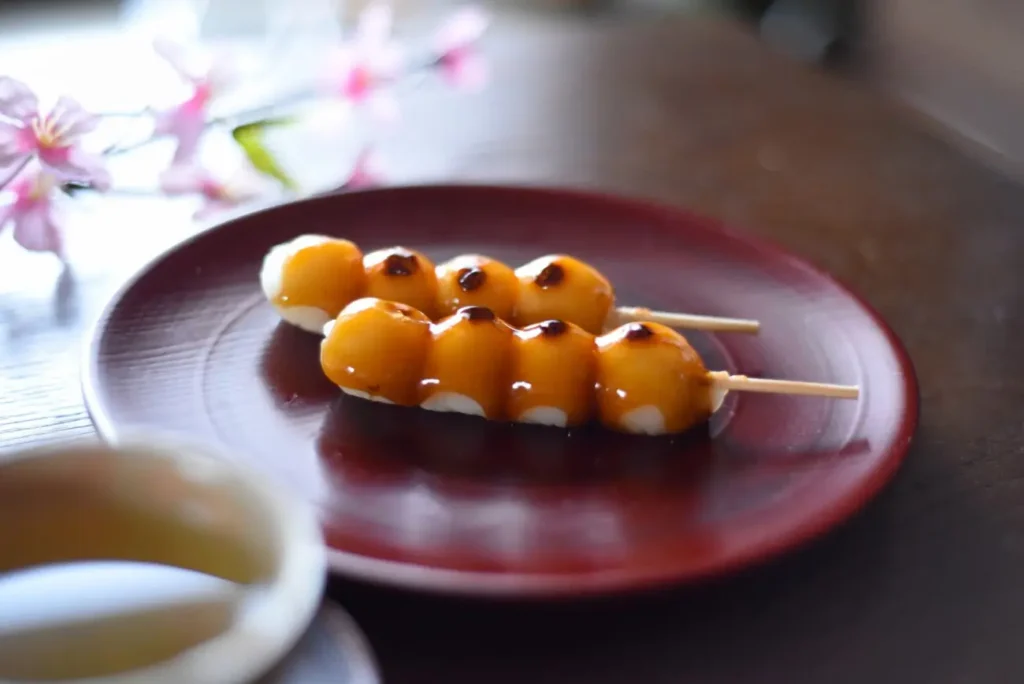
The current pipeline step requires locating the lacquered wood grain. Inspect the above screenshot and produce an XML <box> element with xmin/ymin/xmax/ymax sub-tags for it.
<box><xmin>84</xmin><ymin>184</ymin><xmax>916</xmax><ymax>597</ymax></box>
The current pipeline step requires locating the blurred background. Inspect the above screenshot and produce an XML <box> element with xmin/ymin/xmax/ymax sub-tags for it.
<box><xmin>3</xmin><ymin>0</ymin><xmax>1020</xmax><ymax>322</ymax></box>
<box><xmin>1</xmin><ymin>0</ymin><xmax>1019</xmax><ymax>182</ymax></box>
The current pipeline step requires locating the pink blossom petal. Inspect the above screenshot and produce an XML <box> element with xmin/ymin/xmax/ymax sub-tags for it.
<box><xmin>0</xmin><ymin>77</ymin><xmax>39</xmax><ymax>123</ymax></box>
<box><xmin>193</xmin><ymin>199</ymin><xmax>232</xmax><ymax>221</ymax></box>
<box><xmin>355</xmin><ymin>3</ymin><xmax>393</xmax><ymax>50</ymax></box>
<box><xmin>443</xmin><ymin>52</ymin><xmax>488</xmax><ymax>90</ymax></box>
<box><xmin>371</xmin><ymin>44</ymin><xmax>405</xmax><ymax>81</ymax></box>
<box><xmin>49</xmin><ymin>96</ymin><xmax>100</xmax><ymax>140</ymax></box>
<box><xmin>39</xmin><ymin>146</ymin><xmax>110</xmax><ymax>190</ymax></box>
<box><xmin>0</xmin><ymin>195</ymin><xmax>16</xmax><ymax>230</ymax></box>
<box><xmin>367</xmin><ymin>92</ymin><xmax>400</xmax><ymax>124</ymax></box>
<box><xmin>7</xmin><ymin>173</ymin><xmax>35</xmax><ymax>199</ymax></box>
<box><xmin>343</xmin><ymin>150</ymin><xmax>383</xmax><ymax>190</ymax></box>
<box><xmin>67</xmin><ymin>149</ymin><xmax>111</xmax><ymax>191</ymax></box>
<box><xmin>153</xmin><ymin>37</ymin><xmax>202</xmax><ymax>83</ymax></box>
<box><xmin>321</xmin><ymin>51</ymin><xmax>354</xmax><ymax>99</ymax></box>
<box><xmin>0</xmin><ymin>122</ymin><xmax>28</xmax><ymax>167</ymax></box>
<box><xmin>151</xmin><ymin>106</ymin><xmax>177</xmax><ymax>136</ymax></box>
<box><xmin>332</xmin><ymin>49</ymin><xmax>355</xmax><ymax>73</ymax></box>
<box><xmin>152</xmin><ymin>103</ymin><xmax>206</xmax><ymax>165</ymax></box>
<box><xmin>171</xmin><ymin>112</ymin><xmax>206</xmax><ymax>166</ymax></box>
<box><xmin>435</xmin><ymin>7</ymin><xmax>488</xmax><ymax>52</ymax></box>
<box><xmin>205</xmin><ymin>59</ymin><xmax>239</xmax><ymax>95</ymax></box>
<box><xmin>159</xmin><ymin>164</ymin><xmax>207</xmax><ymax>195</ymax></box>
<box><xmin>12</xmin><ymin>202</ymin><xmax>62</xmax><ymax>256</ymax></box>
<box><xmin>340</xmin><ymin>65</ymin><xmax>374</xmax><ymax>102</ymax></box>
<box><xmin>198</xmin><ymin>177</ymin><xmax>227</xmax><ymax>202</ymax></box>
<box><xmin>172</xmin><ymin>134</ymin><xmax>204</xmax><ymax>166</ymax></box>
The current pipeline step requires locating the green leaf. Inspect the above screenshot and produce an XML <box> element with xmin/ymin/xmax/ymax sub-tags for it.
<box><xmin>231</xmin><ymin>118</ymin><xmax>299</xmax><ymax>191</ymax></box>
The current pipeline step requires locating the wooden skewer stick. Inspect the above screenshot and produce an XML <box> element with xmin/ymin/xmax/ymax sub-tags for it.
<box><xmin>614</xmin><ymin>306</ymin><xmax>760</xmax><ymax>334</ymax></box>
<box><xmin>707</xmin><ymin>371</ymin><xmax>860</xmax><ymax>399</ymax></box>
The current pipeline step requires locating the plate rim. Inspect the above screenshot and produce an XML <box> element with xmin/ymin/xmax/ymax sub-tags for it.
<box><xmin>81</xmin><ymin>182</ymin><xmax>921</xmax><ymax>599</ymax></box>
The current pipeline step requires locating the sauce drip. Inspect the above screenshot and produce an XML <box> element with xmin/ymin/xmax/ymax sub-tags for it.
<box><xmin>457</xmin><ymin>267</ymin><xmax>487</xmax><ymax>291</ymax></box>
<box><xmin>383</xmin><ymin>252</ymin><xmax>419</xmax><ymax>276</ymax></box>
<box><xmin>534</xmin><ymin>262</ymin><xmax>565</xmax><ymax>288</ymax></box>
<box><xmin>321</xmin><ymin>300</ymin><xmax>714</xmax><ymax>434</ymax></box>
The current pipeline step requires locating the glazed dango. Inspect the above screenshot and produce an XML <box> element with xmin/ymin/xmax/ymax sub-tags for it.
<box><xmin>512</xmin><ymin>255</ymin><xmax>615</xmax><ymax>335</ymax></box>
<box><xmin>434</xmin><ymin>254</ymin><xmax>519</xmax><ymax>322</ymax></box>
<box><xmin>259</xmin><ymin>235</ymin><xmax>365</xmax><ymax>332</ymax></box>
<box><xmin>320</xmin><ymin>298</ymin><xmax>431</xmax><ymax>406</ymax></box>
<box><xmin>318</xmin><ymin>298</ymin><xmax>859</xmax><ymax>437</ymax></box>
<box><xmin>594</xmin><ymin>322</ymin><xmax>714</xmax><ymax>435</ymax></box>
<box><xmin>260</xmin><ymin>235</ymin><xmax>760</xmax><ymax>335</ymax></box>
<box><xmin>507</xmin><ymin>319</ymin><xmax>596</xmax><ymax>428</ymax></box>
<box><xmin>362</xmin><ymin>247</ymin><xmax>440</xmax><ymax>320</ymax></box>
<box><xmin>420</xmin><ymin>306</ymin><xmax>515</xmax><ymax>419</ymax></box>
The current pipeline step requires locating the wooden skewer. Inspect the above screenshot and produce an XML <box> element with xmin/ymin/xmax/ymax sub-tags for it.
<box><xmin>615</xmin><ymin>306</ymin><xmax>761</xmax><ymax>334</ymax></box>
<box><xmin>707</xmin><ymin>371</ymin><xmax>860</xmax><ymax>399</ymax></box>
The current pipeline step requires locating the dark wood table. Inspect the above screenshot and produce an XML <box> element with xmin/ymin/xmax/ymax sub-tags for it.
<box><xmin>3</xmin><ymin>13</ymin><xmax>1023</xmax><ymax>684</ymax></box>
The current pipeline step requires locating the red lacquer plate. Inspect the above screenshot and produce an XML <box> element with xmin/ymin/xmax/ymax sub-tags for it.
<box><xmin>83</xmin><ymin>185</ymin><xmax>918</xmax><ymax>599</ymax></box>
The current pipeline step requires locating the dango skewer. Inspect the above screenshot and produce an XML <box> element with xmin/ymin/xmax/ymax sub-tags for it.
<box><xmin>259</xmin><ymin>235</ymin><xmax>760</xmax><ymax>337</ymax></box>
<box><xmin>318</xmin><ymin>297</ymin><xmax>858</xmax><ymax>437</ymax></box>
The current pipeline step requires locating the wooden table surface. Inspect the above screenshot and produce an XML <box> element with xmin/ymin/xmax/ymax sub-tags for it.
<box><xmin>3</xmin><ymin>13</ymin><xmax>1024</xmax><ymax>684</ymax></box>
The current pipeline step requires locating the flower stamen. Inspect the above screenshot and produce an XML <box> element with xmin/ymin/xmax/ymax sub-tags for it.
<box><xmin>29</xmin><ymin>115</ymin><xmax>67</xmax><ymax>149</ymax></box>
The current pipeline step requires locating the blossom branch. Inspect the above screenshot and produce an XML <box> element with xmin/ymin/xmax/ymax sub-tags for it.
<box><xmin>0</xmin><ymin>2</ymin><xmax>490</xmax><ymax>262</ymax></box>
<box><xmin>101</xmin><ymin>52</ymin><xmax>451</xmax><ymax>160</ymax></box>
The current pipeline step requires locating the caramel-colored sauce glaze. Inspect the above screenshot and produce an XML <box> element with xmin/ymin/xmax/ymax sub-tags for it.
<box><xmin>434</xmin><ymin>254</ymin><xmax>519</xmax><ymax>321</ymax></box>
<box><xmin>419</xmin><ymin>306</ymin><xmax>515</xmax><ymax>419</ymax></box>
<box><xmin>513</xmin><ymin>255</ymin><xmax>615</xmax><ymax>334</ymax></box>
<box><xmin>594</xmin><ymin>322</ymin><xmax>713</xmax><ymax>433</ymax></box>
<box><xmin>270</xmin><ymin>238</ymin><xmax>630</xmax><ymax>334</ymax></box>
<box><xmin>275</xmin><ymin>237</ymin><xmax>366</xmax><ymax>318</ymax></box>
<box><xmin>508</xmin><ymin>319</ymin><xmax>596</xmax><ymax>426</ymax></box>
<box><xmin>320</xmin><ymin>297</ymin><xmax>432</xmax><ymax>405</ymax></box>
<box><xmin>363</xmin><ymin>247</ymin><xmax>440</xmax><ymax>319</ymax></box>
<box><xmin>321</xmin><ymin>299</ymin><xmax>717</xmax><ymax>435</ymax></box>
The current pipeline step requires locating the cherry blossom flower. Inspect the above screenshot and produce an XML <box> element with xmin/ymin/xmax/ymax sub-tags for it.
<box><xmin>151</xmin><ymin>38</ymin><xmax>239</xmax><ymax>165</ymax></box>
<box><xmin>0</xmin><ymin>168</ymin><xmax>65</xmax><ymax>258</ymax></box>
<box><xmin>433</xmin><ymin>6</ymin><xmax>489</xmax><ymax>90</ymax></box>
<box><xmin>0</xmin><ymin>78</ymin><xmax>110</xmax><ymax>190</ymax></box>
<box><xmin>341</xmin><ymin>148</ymin><xmax>383</xmax><ymax>190</ymax></box>
<box><xmin>158</xmin><ymin>163</ymin><xmax>270</xmax><ymax>220</ymax></box>
<box><xmin>324</xmin><ymin>2</ymin><xmax>404</xmax><ymax>122</ymax></box>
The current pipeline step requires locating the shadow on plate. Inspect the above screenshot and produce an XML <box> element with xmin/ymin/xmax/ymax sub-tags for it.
<box><xmin>314</xmin><ymin>392</ymin><xmax>720</xmax><ymax>491</ymax></box>
<box><xmin>259</xmin><ymin>322</ymin><xmax>338</xmax><ymax>408</ymax></box>
<box><xmin>259</xmin><ymin>320</ymin><xmax>867</xmax><ymax>496</ymax></box>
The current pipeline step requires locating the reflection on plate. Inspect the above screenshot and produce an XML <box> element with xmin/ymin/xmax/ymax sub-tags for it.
<box><xmin>85</xmin><ymin>184</ymin><xmax>917</xmax><ymax>597</ymax></box>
